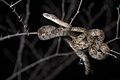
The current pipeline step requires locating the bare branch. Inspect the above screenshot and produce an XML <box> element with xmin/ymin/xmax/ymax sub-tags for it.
<box><xmin>44</xmin><ymin>55</ymin><xmax>76</xmax><ymax>80</ymax></box>
<box><xmin>10</xmin><ymin>0</ymin><xmax>22</xmax><ymax>8</ymax></box>
<box><xmin>111</xmin><ymin>50</ymin><xmax>120</xmax><ymax>55</ymax></box>
<box><xmin>56</xmin><ymin>38</ymin><xmax>62</xmax><ymax>53</ymax></box>
<box><xmin>106</xmin><ymin>5</ymin><xmax>120</xmax><ymax>44</ymax></box>
<box><xmin>116</xmin><ymin>5</ymin><xmax>120</xmax><ymax>38</ymax></box>
<box><xmin>1</xmin><ymin>1</ymin><xmax>31</xmax><ymax>80</ymax></box>
<box><xmin>15</xmin><ymin>0</ymin><xmax>31</xmax><ymax>79</ymax></box>
<box><xmin>70</xmin><ymin>0</ymin><xmax>83</xmax><ymax>24</ymax></box>
<box><xmin>61</xmin><ymin>0</ymin><xmax>65</xmax><ymax>20</ymax></box>
<box><xmin>106</xmin><ymin>5</ymin><xmax>120</xmax><ymax>57</ymax></box>
<box><xmin>56</xmin><ymin>0</ymin><xmax>66</xmax><ymax>54</ymax></box>
<box><xmin>106</xmin><ymin>38</ymin><xmax>117</xmax><ymax>44</ymax></box>
<box><xmin>0</xmin><ymin>32</ymin><xmax>37</xmax><ymax>41</ymax></box>
<box><xmin>65</xmin><ymin>0</ymin><xmax>78</xmax><ymax>21</ymax></box>
<box><xmin>110</xmin><ymin>50</ymin><xmax>120</xmax><ymax>55</ymax></box>
<box><xmin>2</xmin><ymin>0</ymin><xmax>21</xmax><ymax>20</ymax></box>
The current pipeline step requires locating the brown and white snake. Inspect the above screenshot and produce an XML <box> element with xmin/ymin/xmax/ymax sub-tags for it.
<box><xmin>37</xmin><ymin>13</ymin><xmax>110</xmax><ymax>75</ymax></box>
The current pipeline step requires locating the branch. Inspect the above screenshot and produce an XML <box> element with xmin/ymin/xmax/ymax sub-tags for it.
<box><xmin>70</xmin><ymin>0</ymin><xmax>83</xmax><ymax>24</ymax></box>
<box><xmin>0</xmin><ymin>32</ymin><xmax>37</xmax><ymax>41</ymax></box>
<box><xmin>106</xmin><ymin>5</ymin><xmax>120</xmax><ymax>44</ymax></box>
<box><xmin>56</xmin><ymin>0</ymin><xmax>66</xmax><ymax>54</ymax></box>
<box><xmin>116</xmin><ymin>5</ymin><xmax>120</xmax><ymax>38</ymax></box>
<box><xmin>10</xmin><ymin>0</ymin><xmax>22</xmax><ymax>8</ymax></box>
<box><xmin>14</xmin><ymin>0</ymin><xmax>31</xmax><ymax>80</ymax></box>
<box><xmin>65</xmin><ymin>0</ymin><xmax>78</xmax><ymax>21</ymax></box>
<box><xmin>106</xmin><ymin>5</ymin><xmax>120</xmax><ymax>58</ymax></box>
<box><xmin>6</xmin><ymin>52</ymin><xmax>73</xmax><ymax>80</ymax></box>
<box><xmin>61</xmin><ymin>0</ymin><xmax>65</xmax><ymax>20</ymax></box>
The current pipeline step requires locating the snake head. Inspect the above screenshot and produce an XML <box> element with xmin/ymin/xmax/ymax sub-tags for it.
<box><xmin>43</xmin><ymin>13</ymin><xmax>72</xmax><ymax>28</ymax></box>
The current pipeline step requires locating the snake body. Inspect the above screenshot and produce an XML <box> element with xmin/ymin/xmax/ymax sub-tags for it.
<box><xmin>38</xmin><ymin>13</ymin><xmax>110</xmax><ymax>75</ymax></box>
<box><xmin>38</xmin><ymin>25</ymin><xmax>69</xmax><ymax>40</ymax></box>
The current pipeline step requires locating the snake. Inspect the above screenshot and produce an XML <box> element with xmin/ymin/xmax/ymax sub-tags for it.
<box><xmin>37</xmin><ymin>13</ymin><xmax>111</xmax><ymax>75</ymax></box>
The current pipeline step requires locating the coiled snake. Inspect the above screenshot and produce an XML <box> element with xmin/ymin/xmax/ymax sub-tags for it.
<box><xmin>37</xmin><ymin>13</ymin><xmax>110</xmax><ymax>75</ymax></box>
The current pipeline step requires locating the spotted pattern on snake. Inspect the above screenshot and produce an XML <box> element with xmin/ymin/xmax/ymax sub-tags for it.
<box><xmin>37</xmin><ymin>13</ymin><xmax>111</xmax><ymax>75</ymax></box>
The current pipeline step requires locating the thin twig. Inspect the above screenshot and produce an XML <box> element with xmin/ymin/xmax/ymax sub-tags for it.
<box><xmin>111</xmin><ymin>50</ymin><xmax>120</xmax><ymax>55</ymax></box>
<box><xmin>15</xmin><ymin>0</ymin><xmax>31</xmax><ymax>80</ymax></box>
<box><xmin>106</xmin><ymin>5</ymin><xmax>120</xmax><ymax>44</ymax></box>
<box><xmin>56</xmin><ymin>38</ymin><xmax>62</xmax><ymax>53</ymax></box>
<box><xmin>70</xmin><ymin>0</ymin><xmax>83</xmax><ymax>24</ymax></box>
<box><xmin>10</xmin><ymin>0</ymin><xmax>22</xmax><ymax>7</ymax></box>
<box><xmin>0</xmin><ymin>32</ymin><xmax>38</xmax><ymax>41</ymax></box>
<box><xmin>16</xmin><ymin>37</ymin><xmax>24</xmax><ymax>80</ymax></box>
<box><xmin>1</xmin><ymin>0</ymin><xmax>21</xmax><ymax>8</ymax></box>
<box><xmin>61</xmin><ymin>0</ymin><xmax>65</xmax><ymax>20</ymax></box>
<box><xmin>106</xmin><ymin>37</ymin><xmax>117</xmax><ymax>44</ymax></box>
<box><xmin>1</xmin><ymin>1</ymin><xmax>26</xmax><ymax>79</ymax></box>
<box><xmin>106</xmin><ymin>5</ymin><xmax>120</xmax><ymax>57</ymax></box>
<box><xmin>56</xmin><ymin>0</ymin><xmax>65</xmax><ymax>54</ymax></box>
<box><xmin>116</xmin><ymin>5</ymin><xmax>120</xmax><ymax>38</ymax></box>
<box><xmin>24</xmin><ymin>0</ymin><xmax>30</xmax><ymax>25</ymax></box>
<box><xmin>2</xmin><ymin>0</ymin><xmax>22</xmax><ymax>19</ymax></box>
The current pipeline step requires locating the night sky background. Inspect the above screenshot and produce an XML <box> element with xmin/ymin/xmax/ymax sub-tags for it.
<box><xmin>0</xmin><ymin>0</ymin><xmax>120</xmax><ymax>80</ymax></box>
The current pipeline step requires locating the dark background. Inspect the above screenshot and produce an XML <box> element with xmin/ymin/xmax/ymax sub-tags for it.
<box><xmin>0</xmin><ymin>0</ymin><xmax>120</xmax><ymax>80</ymax></box>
